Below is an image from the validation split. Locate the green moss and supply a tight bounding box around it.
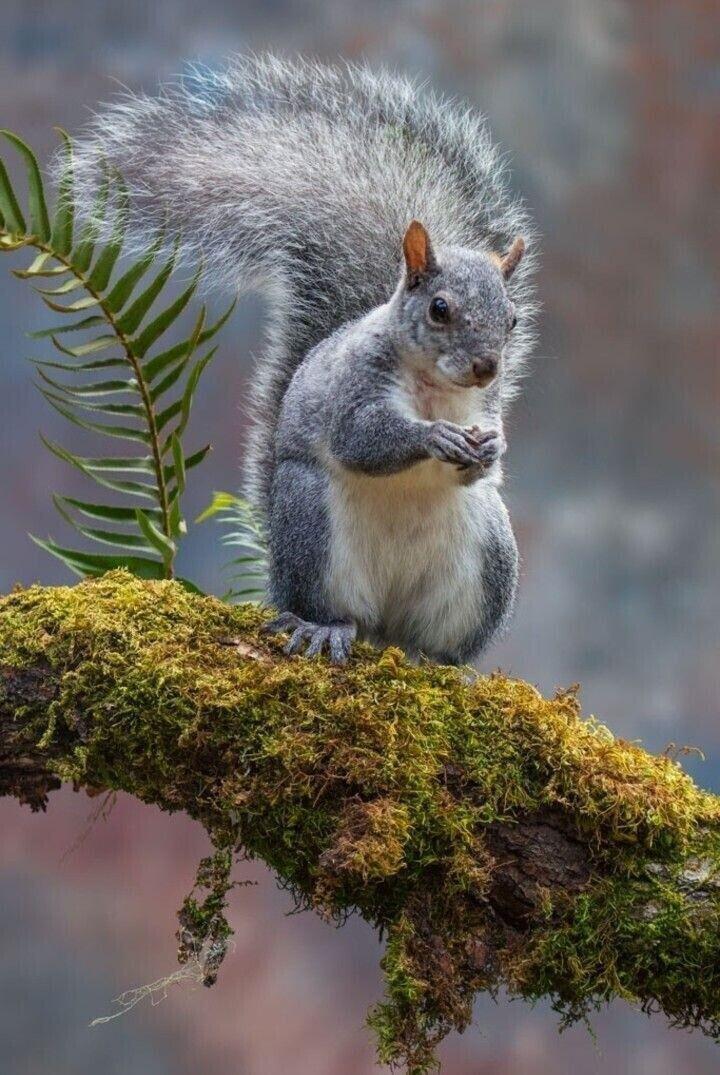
[177,845,236,987]
[2,570,719,1072]
[514,847,720,1037]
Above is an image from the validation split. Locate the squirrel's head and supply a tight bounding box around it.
[393,220,525,389]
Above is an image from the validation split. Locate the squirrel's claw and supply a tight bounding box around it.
[329,623,356,663]
[285,623,316,655]
[305,626,331,657]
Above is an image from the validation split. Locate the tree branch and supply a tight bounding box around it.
[1,571,719,1073]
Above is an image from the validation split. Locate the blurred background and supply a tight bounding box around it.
[1,1,718,1072]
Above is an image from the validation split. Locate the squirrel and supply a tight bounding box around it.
[70,54,536,665]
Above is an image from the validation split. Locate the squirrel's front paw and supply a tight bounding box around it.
[427,420,486,468]
[464,427,506,470]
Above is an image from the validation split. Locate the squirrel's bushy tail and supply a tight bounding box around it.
[70,54,535,513]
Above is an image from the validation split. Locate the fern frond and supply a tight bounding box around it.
[0,129,235,583]
[197,492,269,602]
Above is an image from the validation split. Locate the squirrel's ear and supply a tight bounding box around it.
[498,236,526,280]
[403,220,437,286]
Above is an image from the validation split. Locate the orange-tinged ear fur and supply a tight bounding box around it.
[499,236,525,280]
[403,220,436,281]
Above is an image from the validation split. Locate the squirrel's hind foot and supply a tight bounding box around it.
[263,613,356,664]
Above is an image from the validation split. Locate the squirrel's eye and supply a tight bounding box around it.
[508,313,517,331]
[429,296,450,324]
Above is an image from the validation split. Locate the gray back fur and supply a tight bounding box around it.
[69,53,537,515]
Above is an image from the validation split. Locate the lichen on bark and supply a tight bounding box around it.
[1,570,719,1073]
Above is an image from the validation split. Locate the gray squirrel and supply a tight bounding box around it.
[70,54,536,665]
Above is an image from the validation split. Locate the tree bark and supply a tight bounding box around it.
[0,661,62,806]
[1,571,719,1073]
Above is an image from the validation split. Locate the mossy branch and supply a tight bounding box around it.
[1,572,720,1072]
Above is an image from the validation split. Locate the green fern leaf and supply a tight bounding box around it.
[0,158,27,233]
[1,129,234,585]
[30,315,105,338]
[50,129,74,255]
[105,239,160,312]
[74,175,112,273]
[54,495,162,525]
[197,491,269,603]
[30,537,166,579]
[116,248,176,334]
[133,268,201,358]
[0,130,51,240]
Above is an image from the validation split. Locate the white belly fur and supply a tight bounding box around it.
[326,377,495,656]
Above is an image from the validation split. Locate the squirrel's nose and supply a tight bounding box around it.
[472,355,498,385]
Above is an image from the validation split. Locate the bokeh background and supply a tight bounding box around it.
[1,2,719,1072]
